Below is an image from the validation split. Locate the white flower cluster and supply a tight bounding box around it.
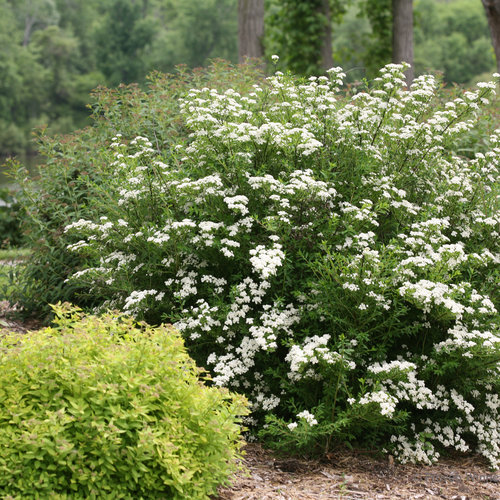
[358,390,398,418]
[224,195,249,215]
[399,280,497,319]
[390,434,440,466]
[175,299,220,339]
[123,289,160,312]
[249,243,285,279]
[297,410,318,426]
[288,410,318,431]
[433,323,499,356]
[367,360,417,376]
[286,334,355,381]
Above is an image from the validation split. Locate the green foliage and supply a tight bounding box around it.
[0,248,30,261]
[11,61,264,318]
[265,0,349,75]
[0,0,240,158]
[0,263,13,300]
[0,186,24,248]
[358,0,392,77]
[146,0,237,73]
[0,0,496,161]
[0,304,248,498]
[445,84,500,158]
[0,248,30,303]
[94,0,154,86]
[10,136,105,317]
[414,0,495,84]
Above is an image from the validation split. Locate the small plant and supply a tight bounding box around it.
[0,304,248,498]
[0,249,31,302]
[0,186,24,248]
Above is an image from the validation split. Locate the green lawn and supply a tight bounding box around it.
[0,248,31,261]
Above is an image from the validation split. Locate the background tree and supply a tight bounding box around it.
[0,0,240,160]
[0,0,496,165]
[0,0,50,154]
[94,0,154,86]
[414,0,494,84]
[320,0,334,69]
[10,0,60,47]
[142,0,237,73]
[482,0,500,72]
[238,0,264,62]
[176,0,237,67]
[358,0,392,77]
[360,0,414,82]
[265,0,347,75]
[54,0,103,72]
[392,0,413,84]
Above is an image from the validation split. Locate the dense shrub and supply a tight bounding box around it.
[64,63,500,468]
[0,303,247,498]
[0,186,24,248]
[12,60,264,317]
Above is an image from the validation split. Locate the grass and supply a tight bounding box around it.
[0,247,31,261]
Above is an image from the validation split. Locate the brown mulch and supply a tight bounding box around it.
[1,301,499,500]
[217,444,500,500]
[0,300,41,334]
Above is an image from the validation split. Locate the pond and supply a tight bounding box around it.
[0,154,40,189]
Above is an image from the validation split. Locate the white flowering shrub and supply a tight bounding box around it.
[65,64,500,468]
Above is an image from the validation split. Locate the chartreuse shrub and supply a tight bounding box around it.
[64,63,500,468]
[11,60,264,317]
[0,304,248,498]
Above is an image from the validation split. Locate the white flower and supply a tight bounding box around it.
[297,410,318,426]
[249,243,285,279]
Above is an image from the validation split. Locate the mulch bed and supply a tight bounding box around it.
[0,300,41,334]
[217,444,500,499]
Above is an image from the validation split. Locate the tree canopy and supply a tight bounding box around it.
[0,0,496,158]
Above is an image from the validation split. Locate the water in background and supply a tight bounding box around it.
[0,155,40,189]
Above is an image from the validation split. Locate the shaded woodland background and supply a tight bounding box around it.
[0,0,497,160]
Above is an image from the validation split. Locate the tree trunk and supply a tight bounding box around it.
[482,0,500,73]
[392,0,414,86]
[320,0,334,70]
[238,0,264,62]
[23,15,36,47]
